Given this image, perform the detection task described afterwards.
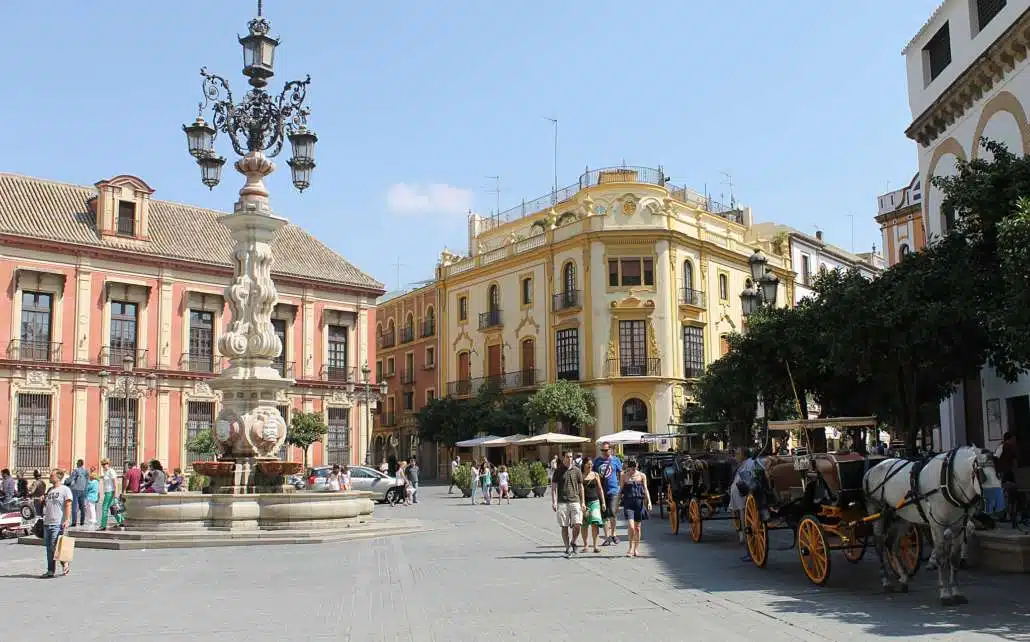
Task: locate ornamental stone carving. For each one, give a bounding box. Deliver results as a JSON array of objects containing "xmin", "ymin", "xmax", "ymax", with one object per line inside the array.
[
  {"xmin": 213, "ymin": 405, "xmax": 287, "ymax": 458},
  {"xmin": 24, "ymin": 370, "xmax": 50, "ymax": 389}
]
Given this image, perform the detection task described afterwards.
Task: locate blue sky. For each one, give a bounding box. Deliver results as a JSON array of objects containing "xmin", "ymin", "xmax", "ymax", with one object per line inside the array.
[{"xmin": 4, "ymin": 1, "xmax": 940, "ymax": 291}]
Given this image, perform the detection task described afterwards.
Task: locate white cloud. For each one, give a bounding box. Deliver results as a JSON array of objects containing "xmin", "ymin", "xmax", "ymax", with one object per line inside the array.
[{"xmin": 386, "ymin": 183, "xmax": 474, "ymax": 216}]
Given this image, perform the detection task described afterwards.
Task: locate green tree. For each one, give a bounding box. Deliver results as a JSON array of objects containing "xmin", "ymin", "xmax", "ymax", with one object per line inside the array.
[
  {"xmin": 185, "ymin": 428, "xmax": 216, "ymax": 461},
  {"xmin": 691, "ymin": 332, "xmax": 758, "ymax": 447},
  {"xmin": 524, "ymin": 380, "xmax": 595, "ymax": 433},
  {"xmin": 286, "ymin": 411, "xmax": 329, "ymax": 467}
]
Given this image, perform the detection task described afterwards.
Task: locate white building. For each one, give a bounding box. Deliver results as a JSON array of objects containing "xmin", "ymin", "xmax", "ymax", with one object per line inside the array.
[
  {"xmin": 904, "ymin": 0, "xmax": 1030, "ymax": 450},
  {"xmin": 749, "ymin": 223, "xmax": 884, "ymax": 305}
]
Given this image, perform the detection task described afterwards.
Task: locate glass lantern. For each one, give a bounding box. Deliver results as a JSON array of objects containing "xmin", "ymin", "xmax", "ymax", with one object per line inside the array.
[
  {"xmin": 288, "ymin": 127, "xmax": 317, "ymax": 192},
  {"xmin": 240, "ymin": 18, "xmax": 279, "ymax": 87},
  {"xmin": 748, "ymin": 249, "xmax": 767, "ymax": 283},
  {"xmin": 740, "ymin": 284, "xmax": 759, "ymax": 317},
  {"xmin": 182, "ymin": 116, "xmax": 215, "ymax": 159},
  {"xmin": 759, "ymin": 270, "xmax": 780, "ymax": 307},
  {"xmin": 198, "ymin": 153, "xmax": 226, "ymax": 190}
]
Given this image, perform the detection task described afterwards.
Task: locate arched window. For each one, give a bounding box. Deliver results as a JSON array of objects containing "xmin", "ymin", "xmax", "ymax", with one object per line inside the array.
[
  {"xmin": 563, "ymin": 262, "xmax": 576, "ymax": 293},
  {"xmin": 423, "ymin": 306, "xmax": 435, "ymax": 337},
  {"xmin": 404, "ymin": 313, "xmax": 414, "ymax": 341},
  {"xmin": 899, "ymin": 243, "xmax": 910, "ymax": 260},
  {"xmin": 683, "ymin": 260, "xmax": 694, "ymax": 291},
  {"xmin": 718, "ymin": 274, "xmax": 729, "ymax": 300},
  {"xmin": 488, "ymin": 284, "xmax": 500, "ymax": 312},
  {"xmin": 622, "ymin": 398, "xmax": 648, "ymax": 432}
]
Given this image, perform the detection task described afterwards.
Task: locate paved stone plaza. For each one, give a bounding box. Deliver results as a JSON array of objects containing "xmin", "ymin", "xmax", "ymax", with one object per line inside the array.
[{"xmin": 1, "ymin": 485, "xmax": 1027, "ymax": 641}]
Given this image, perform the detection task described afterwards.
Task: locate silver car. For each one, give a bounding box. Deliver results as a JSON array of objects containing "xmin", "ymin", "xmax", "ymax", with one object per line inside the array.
[{"xmin": 305, "ymin": 466, "xmax": 404, "ymax": 503}]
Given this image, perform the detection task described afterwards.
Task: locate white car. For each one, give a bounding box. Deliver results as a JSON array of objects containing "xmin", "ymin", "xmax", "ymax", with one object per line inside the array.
[{"xmin": 305, "ymin": 466, "xmax": 404, "ymax": 503}]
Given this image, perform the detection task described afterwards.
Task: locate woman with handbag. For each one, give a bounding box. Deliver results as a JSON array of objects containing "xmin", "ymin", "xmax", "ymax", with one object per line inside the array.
[{"xmin": 617, "ymin": 459, "xmax": 652, "ymax": 558}]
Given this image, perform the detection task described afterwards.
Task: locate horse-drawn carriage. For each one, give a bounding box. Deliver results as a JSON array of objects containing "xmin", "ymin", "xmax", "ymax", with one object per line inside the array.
[
  {"xmin": 664, "ymin": 431, "xmax": 741, "ymax": 542},
  {"xmin": 636, "ymin": 451, "xmax": 679, "ymax": 519},
  {"xmin": 741, "ymin": 417, "xmax": 924, "ymax": 585}
]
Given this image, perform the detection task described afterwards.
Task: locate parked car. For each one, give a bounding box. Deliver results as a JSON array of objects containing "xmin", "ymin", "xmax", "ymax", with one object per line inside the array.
[
  {"xmin": 287, "ymin": 474, "xmax": 305, "ymax": 490},
  {"xmin": 305, "ymin": 466, "xmax": 404, "ymax": 503}
]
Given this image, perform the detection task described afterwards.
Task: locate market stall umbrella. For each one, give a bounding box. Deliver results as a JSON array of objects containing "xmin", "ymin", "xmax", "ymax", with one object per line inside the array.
[
  {"xmin": 596, "ymin": 430, "xmax": 647, "ymax": 445},
  {"xmin": 481, "ymin": 434, "xmax": 529, "ymax": 448},
  {"xmin": 455, "ymin": 435, "xmax": 502, "ymax": 447},
  {"xmin": 516, "ymin": 432, "xmax": 591, "ymax": 445}
]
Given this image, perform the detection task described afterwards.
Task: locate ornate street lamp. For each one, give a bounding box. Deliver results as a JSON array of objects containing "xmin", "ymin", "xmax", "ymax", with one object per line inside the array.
[
  {"xmin": 741, "ymin": 250, "xmax": 780, "ymax": 318},
  {"xmin": 739, "ymin": 280, "xmax": 760, "ymax": 317},
  {"xmin": 748, "ymin": 248, "xmax": 768, "ymax": 283},
  {"xmin": 98, "ymin": 354, "xmax": 159, "ymax": 467},
  {"xmin": 346, "ymin": 363, "xmax": 389, "ymax": 465},
  {"xmin": 759, "ymin": 269, "xmax": 780, "ymax": 307},
  {"xmin": 180, "ymin": 1, "xmax": 315, "ymax": 465}
]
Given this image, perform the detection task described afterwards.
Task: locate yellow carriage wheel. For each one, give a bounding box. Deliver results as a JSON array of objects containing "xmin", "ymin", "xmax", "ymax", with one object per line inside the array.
[
  {"xmin": 744, "ymin": 494, "xmax": 768, "ymax": 568},
  {"xmin": 668, "ymin": 485, "xmax": 679, "ymax": 535},
  {"xmin": 688, "ymin": 498, "xmax": 703, "ymax": 543},
  {"xmin": 888, "ymin": 523, "xmax": 922, "ymax": 578},
  {"xmin": 840, "ymin": 524, "xmax": 868, "ymax": 564},
  {"xmin": 798, "ymin": 515, "xmax": 831, "ymax": 586}
]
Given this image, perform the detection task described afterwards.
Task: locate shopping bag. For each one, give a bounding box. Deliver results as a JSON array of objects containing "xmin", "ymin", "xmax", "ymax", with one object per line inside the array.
[{"xmin": 55, "ymin": 535, "xmax": 75, "ymax": 562}]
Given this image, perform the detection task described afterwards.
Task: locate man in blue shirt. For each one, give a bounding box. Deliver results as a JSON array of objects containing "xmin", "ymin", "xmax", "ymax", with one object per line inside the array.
[{"xmin": 594, "ymin": 444, "xmax": 622, "ymax": 546}]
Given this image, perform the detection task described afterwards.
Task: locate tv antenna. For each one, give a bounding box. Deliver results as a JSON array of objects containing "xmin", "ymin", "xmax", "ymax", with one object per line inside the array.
[
  {"xmin": 544, "ymin": 117, "xmax": 558, "ymax": 205},
  {"xmin": 485, "ymin": 175, "xmax": 501, "ymax": 219},
  {"xmin": 391, "ymin": 256, "xmax": 406, "ymax": 292},
  {"xmin": 720, "ymin": 171, "xmax": 736, "ymax": 208}
]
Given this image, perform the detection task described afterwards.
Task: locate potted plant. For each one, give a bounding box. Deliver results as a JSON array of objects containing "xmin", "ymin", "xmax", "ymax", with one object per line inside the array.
[
  {"xmin": 529, "ymin": 461, "xmax": 549, "ymax": 497},
  {"xmin": 452, "ymin": 463, "xmax": 474, "ymax": 498},
  {"xmin": 509, "ymin": 462, "xmax": 532, "ymax": 498}
]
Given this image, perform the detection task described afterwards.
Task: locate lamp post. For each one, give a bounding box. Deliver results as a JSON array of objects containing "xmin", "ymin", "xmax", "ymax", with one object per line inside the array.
[
  {"xmin": 739, "ymin": 248, "xmax": 780, "ymax": 450},
  {"xmin": 346, "ymin": 363, "xmax": 388, "ymax": 466},
  {"xmin": 99, "ymin": 354, "xmax": 158, "ymax": 467},
  {"xmin": 181, "ymin": 1, "xmax": 314, "ymax": 464}
]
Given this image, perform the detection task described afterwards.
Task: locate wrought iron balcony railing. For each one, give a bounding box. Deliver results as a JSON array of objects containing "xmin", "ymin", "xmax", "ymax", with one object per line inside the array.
[
  {"xmin": 446, "ymin": 370, "xmax": 542, "ymax": 397},
  {"xmin": 377, "ymin": 333, "xmax": 396, "ymax": 349},
  {"xmin": 272, "ymin": 359, "xmax": 296, "ymax": 379},
  {"xmin": 684, "ymin": 366, "xmax": 705, "ymax": 379},
  {"xmin": 7, "ymin": 339, "xmax": 63, "ymax": 363},
  {"xmin": 179, "ymin": 351, "xmax": 220, "ymax": 374},
  {"xmin": 421, "ymin": 319, "xmax": 436, "ymax": 338},
  {"xmin": 479, "ymin": 309, "xmax": 503, "ymax": 330},
  {"xmin": 553, "ymin": 290, "xmax": 582, "ymax": 312},
  {"xmin": 606, "ymin": 357, "xmax": 661, "ymax": 377},
  {"xmin": 321, "ymin": 364, "xmax": 356, "ymax": 382},
  {"xmin": 400, "ymin": 369, "xmax": 415, "ymax": 385},
  {"xmin": 99, "ymin": 346, "xmax": 149, "ymax": 369},
  {"xmin": 680, "ymin": 288, "xmax": 705, "ymax": 307},
  {"xmin": 557, "ymin": 369, "xmax": 580, "ymax": 382},
  {"xmin": 399, "ymin": 326, "xmax": 415, "ymax": 343}
]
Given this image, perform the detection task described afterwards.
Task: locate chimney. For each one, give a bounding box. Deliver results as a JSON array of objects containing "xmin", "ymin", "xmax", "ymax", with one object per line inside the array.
[{"xmin": 815, "ymin": 230, "xmax": 823, "ymax": 241}]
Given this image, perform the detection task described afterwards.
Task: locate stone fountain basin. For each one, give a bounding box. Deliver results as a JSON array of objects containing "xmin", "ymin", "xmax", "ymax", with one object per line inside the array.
[
  {"xmin": 125, "ymin": 491, "xmax": 375, "ymax": 532},
  {"xmin": 255, "ymin": 461, "xmax": 304, "ymax": 475}
]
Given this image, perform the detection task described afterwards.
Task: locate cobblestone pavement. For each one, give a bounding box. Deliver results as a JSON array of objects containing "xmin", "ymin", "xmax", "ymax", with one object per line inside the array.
[{"xmin": 1, "ymin": 485, "xmax": 1027, "ymax": 641}]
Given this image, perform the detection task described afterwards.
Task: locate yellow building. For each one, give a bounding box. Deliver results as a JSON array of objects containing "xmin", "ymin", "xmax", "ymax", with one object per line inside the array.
[{"xmin": 433, "ymin": 166, "xmax": 792, "ymax": 440}]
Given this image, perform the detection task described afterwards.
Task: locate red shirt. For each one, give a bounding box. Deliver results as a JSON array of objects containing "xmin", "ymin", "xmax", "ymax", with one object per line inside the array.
[{"xmin": 124, "ymin": 467, "xmax": 142, "ymax": 493}]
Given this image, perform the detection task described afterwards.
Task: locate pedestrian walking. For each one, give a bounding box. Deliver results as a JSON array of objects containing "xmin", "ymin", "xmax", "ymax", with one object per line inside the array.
[
  {"xmin": 99, "ymin": 459, "xmax": 124, "ymax": 531},
  {"xmin": 448, "ymin": 456, "xmax": 459, "ymax": 494},
  {"xmin": 85, "ymin": 469, "xmax": 100, "ymax": 530},
  {"xmin": 406, "ymin": 459, "xmax": 420, "ymax": 504},
  {"xmin": 579, "ymin": 459, "xmax": 606, "ymax": 552},
  {"xmin": 326, "ymin": 465, "xmax": 343, "ymax": 492},
  {"xmin": 391, "ymin": 462, "xmax": 407, "ymax": 506},
  {"xmin": 470, "ymin": 462, "xmax": 480, "ymax": 505},
  {"xmin": 551, "ymin": 451, "xmax": 585, "ymax": 557},
  {"xmin": 497, "ymin": 465, "xmax": 511, "ymax": 504},
  {"xmin": 41, "ymin": 470, "xmax": 72, "ymax": 578},
  {"xmin": 68, "ymin": 459, "xmax": 88, "ymax": 527},
  {"xmin": 28, "ymin": 470, "xmax": 45, "ymax": 517},
  {"xmin": 0, "ymin": 469, "xmax": 15, "ymax": 500},
  {"xmin": 618, "ymin": 458, "xmax": 652, "ymax": 558},
  {"xmin": 479, "ymin": 461, "xmax": 493, "ymax": 505},
  {"xmin": 594, "ymin": 444, "xmax": 623, "ymax": 546},
  {"xmin": 341, "ymin": 465, "xmax": 351, "ymax": 491}
]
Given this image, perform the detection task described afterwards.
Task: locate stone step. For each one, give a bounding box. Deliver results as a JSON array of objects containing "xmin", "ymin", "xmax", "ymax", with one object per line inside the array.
[{"xmin": 17, "ymin": 519, "xmax": 428, "ymax": 550}]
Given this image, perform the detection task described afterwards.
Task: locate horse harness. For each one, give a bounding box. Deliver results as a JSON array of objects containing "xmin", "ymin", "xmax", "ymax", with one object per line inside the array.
[{"xmin": 867, "ymin": 449, "xmax": 981, "ymax": 526}]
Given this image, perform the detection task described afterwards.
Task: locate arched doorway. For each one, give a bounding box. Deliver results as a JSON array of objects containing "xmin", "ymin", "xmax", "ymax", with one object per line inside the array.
[{"xmin": 622, "ymin": 398, "xmax": 649, "ymax": 456}]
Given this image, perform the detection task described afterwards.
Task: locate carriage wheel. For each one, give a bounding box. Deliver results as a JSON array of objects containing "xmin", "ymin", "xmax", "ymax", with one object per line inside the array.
[
  {"xmin": 688, "ymin": 498, "xmax": 703, "ymax": 543},
  {"xmin": 888, "ymin": 522, "xmax": 922, "ymax": 578},
  {"xmin": 744, "ymin": 494, "xmax": 768, "ymax": 568},
  {"xmin": 798, "ymin": 515, "xmax": 831, "ymax": 586},
  {"xmin": 668, "ymin": 489, "xmax": 680, "ymax": 535},
  {"xmin": 840, "ymin": 524, "xmax": 868, "ymax": 564}
]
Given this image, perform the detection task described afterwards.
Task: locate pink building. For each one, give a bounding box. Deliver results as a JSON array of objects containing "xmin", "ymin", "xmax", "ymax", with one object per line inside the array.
[{"xmin": 0, "ymin": 172, "xmax": 384, "ymax": 474}]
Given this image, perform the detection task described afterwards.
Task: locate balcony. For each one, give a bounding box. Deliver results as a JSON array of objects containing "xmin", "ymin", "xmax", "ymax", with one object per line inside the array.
[
  {"xmin": 606, "ymin": 357, "xmax": 661, "ymax": 377},
  {"xmin": 321, "ymin": 364, "xmax": 356, "ymax": 383},
  {"xmin": 272, "ymin": 359, "xmax": 296, "ymax": 379},
  {"xmin": 557, "ymin": 369, "xmax": 580, "ymax": 382},
  {"xmin": 381, "ymin": 412, "xmax": 397, "ymax": 427},
  {"xmin": 377, "ymin": 333, "xmax": 396, "ymax": 349},
  {"xmin": 7, "ymin": 339, "xmax": 62, "ymax": 363},
  {"xmin": 400, "ymin": 369, "xmax": 415, "ymax": 385},
  {"xmin": 479, "ymin": 309, "xmax": 503, "ymax": 330},
  {"xmin": 421, "ymin": 319, "xmax": 436, "ymax": 338},
  {"xmin": 98, "ymin": 346, "xmax": 149, "ymax": 369},
  {"xmin": 684, "ymin": 366, "xmax": 705, "ymax": 379},
  {"xmin": 399, "ymin": 326, "xmax": 415, "ymax": 344},
  {"xmin": 680, "ymin": 288, "xmax": 705, "ymax": 308},
  {"xmin": 446, "ymin": 370, "xmax": 542, "ymax": 397},
  {"xmin": 553, "ymin": 290, "xmax": 582, "ymax": 312},
  {"xmin": 179, "ymin": 351, "xmax": 219, "ymax": 374}
]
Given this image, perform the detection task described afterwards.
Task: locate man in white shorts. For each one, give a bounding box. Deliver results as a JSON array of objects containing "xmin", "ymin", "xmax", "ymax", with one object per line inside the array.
[{"xmin": 551, "ymin": 451, "xmax": 585, "ymax": 557}]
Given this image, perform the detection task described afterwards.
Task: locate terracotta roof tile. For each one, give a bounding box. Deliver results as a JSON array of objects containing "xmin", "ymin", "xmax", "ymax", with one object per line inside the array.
[{"xmin": 0, "ymin": 173, "xmax": 384, "ymax": 292}]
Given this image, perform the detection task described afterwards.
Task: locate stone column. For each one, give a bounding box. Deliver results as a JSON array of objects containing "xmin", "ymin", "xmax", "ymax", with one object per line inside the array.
[{"xmin": 208, "ymin": 151, "xmax": 293, "ymax": 467}]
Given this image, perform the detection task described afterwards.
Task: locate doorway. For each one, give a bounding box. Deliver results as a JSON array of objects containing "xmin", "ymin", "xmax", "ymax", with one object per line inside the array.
[{"xmin": 622, "ymin": 398, "xmax": 649, "ymax": 457}]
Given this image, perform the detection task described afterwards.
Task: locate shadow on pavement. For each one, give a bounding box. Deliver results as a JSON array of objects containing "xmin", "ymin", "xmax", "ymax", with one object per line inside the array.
[{"xmin": 646, "ymin": 518, "xmax": 1030, "ymax": 639}]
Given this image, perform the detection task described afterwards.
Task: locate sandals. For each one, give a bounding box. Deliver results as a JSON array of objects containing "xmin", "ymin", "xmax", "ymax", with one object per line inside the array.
[{"xmin": 61, "ymin": 564, "xmax": 70, "ymax": 576}]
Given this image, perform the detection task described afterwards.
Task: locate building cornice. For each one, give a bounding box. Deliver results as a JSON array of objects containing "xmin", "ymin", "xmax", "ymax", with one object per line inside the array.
[
  {"xmin": 0, "ymin": 233, "xmax": 386, "ymax": 299},
  {"xmin": 874, "ymin": 203, "xmax": 922, "ymax": 225},
  {"xmin": 907, "ymin": 8, "xmax": 1030, "ymax": 147}
]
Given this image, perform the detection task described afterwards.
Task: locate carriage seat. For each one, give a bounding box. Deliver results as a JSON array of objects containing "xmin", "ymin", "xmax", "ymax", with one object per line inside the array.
[{"xmin": 814, "ymin": 453, "xmax": 886, "ymax": 503}]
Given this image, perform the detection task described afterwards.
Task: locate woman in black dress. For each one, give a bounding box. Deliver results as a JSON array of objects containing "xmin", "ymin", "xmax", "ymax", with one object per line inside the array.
[{"xmin": 617, "ymin": 458, "xmax": 652, "ymax": 558}]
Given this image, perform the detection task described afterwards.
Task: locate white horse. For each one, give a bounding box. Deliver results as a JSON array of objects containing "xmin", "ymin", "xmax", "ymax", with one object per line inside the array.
[{"xmin": 862, "ymin": 447, "xmax": 1002, "ymax": 606}]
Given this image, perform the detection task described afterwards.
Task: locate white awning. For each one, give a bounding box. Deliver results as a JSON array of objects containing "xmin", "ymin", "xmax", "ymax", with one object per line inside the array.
[{"xmin": 455, "ymin": 435, "xmax": 501, "ymax": 447}]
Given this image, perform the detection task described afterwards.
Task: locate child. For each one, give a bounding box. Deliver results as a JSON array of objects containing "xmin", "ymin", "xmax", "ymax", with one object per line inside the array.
[
  {"xmin": 85, "ymin": 470, "xmax": 100, "ymax": 529},
  {"xmin": 497, "ymin": 465, "xmax": 511, "ymax": 505},
  {"xmin": 404, "ymin": 478, "xmax": 415, "ymax": 506},
  {"xmin": 341, "ymin": 465, "xmax": 351, "ymax": 491}
]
